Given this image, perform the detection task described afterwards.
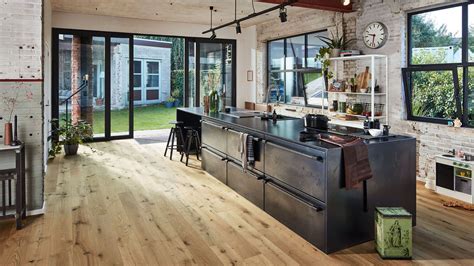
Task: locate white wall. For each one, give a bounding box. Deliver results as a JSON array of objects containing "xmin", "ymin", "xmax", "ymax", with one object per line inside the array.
[
  {"xmin": 236, "ymin": 25, "xmax": 257, "ymax": 108},
  {"xmin": 43, "ymin": 0, "xmax": 52, "ymax": 171}
]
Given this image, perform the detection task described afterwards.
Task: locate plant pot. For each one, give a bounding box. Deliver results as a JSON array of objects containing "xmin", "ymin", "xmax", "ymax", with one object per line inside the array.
[
  {"xmin": 331, "ymin": 49, "xmax": 341, "ymax": 58},
  {"xmin": 64, "ymin": 144, "xmax": 79, "ymax": 156},
  {"xmin": 174, "ymin": 99, "xmax": 181, "ymax": 107},
  {"xmin": 4, "ymin": 123, "xmax": 12, "ymax": 145},
  {"xmin": 165, "ymin": 101, "xmax": 174, "ymax": 108}
]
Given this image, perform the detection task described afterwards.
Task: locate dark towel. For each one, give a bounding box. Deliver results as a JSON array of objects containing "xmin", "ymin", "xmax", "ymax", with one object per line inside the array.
[
  {"xmin": 318, "ymin": 134, "xmax": 373, "ymax": 190},
  {"xmin": 246, "ymin": 135, "xmax": 255, "ymax": 167}
]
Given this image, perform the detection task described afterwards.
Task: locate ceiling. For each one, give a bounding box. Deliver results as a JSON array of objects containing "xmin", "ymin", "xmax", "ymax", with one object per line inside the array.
[{"xmin": 51, "ymin": 0, "xmax": 311, "ymax": 27}]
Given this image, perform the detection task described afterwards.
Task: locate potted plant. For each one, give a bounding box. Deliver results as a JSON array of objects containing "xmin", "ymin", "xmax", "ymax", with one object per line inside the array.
[
  {"xmin": 50, "ymin": 119, "xmax": 93, "ymax": 157},
  {"xmin": 165, "ymin": 97, "xmax": 175, "ymax": 108},
  {"xmin": 171, "ymin": 89, "xmax": 181, "ymax": 107},
  {"xmin": 1, "ymin": 90, "xmax": 19, "ymax": 145},
  {"xmin": 316, "ymin": 47, "xmax": 334, "ymax": 90},
  {"xmin": 318, "ymin": 32, "xmax": 354, "ymax": 58}
]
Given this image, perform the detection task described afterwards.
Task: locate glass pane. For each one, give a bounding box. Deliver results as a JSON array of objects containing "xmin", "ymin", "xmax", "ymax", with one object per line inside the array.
[
  {"xmin": 199, "ymin": 42, "xmax": 223, "ymax": 105},
  {"xmin": 188, "ymin": 41, "xmax": 196, "ymax": 107},
  {"xmin": 133, "ymin": 74, "xmax": 141, "ymax": 88},
  {"xmin": 469, "ymin": 5, "xmax": 474, "ymax": 62},
  {"xmin": 267, "ymin": 72, "xmax": 284, "ymax": 103},
  {"xmin": 268, "ymin": 39, "xmax": 285, "ymax": 71},
  {"xmin": 410, "ymin": 70, "xmax": 457, "ymax": 119},
  {"xmin": 58, "ymin": 34, "xmax": 105, "ymax": 138},
  {"xmin": 146, "ymin": 75, "xmax": 159, "ymax": 87},
  {"xmin": 285, "ymin": 72, "xmax": 306, "ymax": 105},
  {"xmin": 147, "ymin": 61, "xmax": 159, "ymax": 74},
  {"xmin": 134, "ymin": 60, "xmax": 141, "ymax": 73},
  {"xmin": 410, "ymin": 6, "xmax": 462, "ymax": 64},
  {"xmin": 286, "ymin": 35, "xmax": 305, "ymax": 70},
  {"xmin": 110, "ymin": 37, "xmax": 130, "ymax": 136},
  {"xmin": 467, "ymin": 67, "xmax": 474, "ymax": 126},
  {"xmin": 307, "ymin": 31, "xmax": 327, "ymax": 69},
  {"xmin": 304, "ymin": 72, "xmax": 327, "ymax": 107}
]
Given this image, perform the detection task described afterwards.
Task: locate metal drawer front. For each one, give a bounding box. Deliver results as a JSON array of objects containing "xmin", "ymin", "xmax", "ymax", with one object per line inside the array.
[
  {"xmin": 265, "ymin": 142, "xmax": 326, "ymax": 201},
  {"xmin": 201, "ymin": 121, "xmax": 227, "ymax": 153},
  {"xmin": 265, "ymin": 181, "xmax": 326, "ymax": 252},
  {"xmin": 226, "ymin": 129, "xmax": 264, "ymax": 173},
  {"xmin": 201, "ymin": 148, "xmax": 227, "ymax": 184},
  {"xmin": 455, "ymin": 176, "xmax": 472, "ymax": 195},
  {"xmin": 227, "ymin": 162, "xmax": 264, "ymax": 209}
]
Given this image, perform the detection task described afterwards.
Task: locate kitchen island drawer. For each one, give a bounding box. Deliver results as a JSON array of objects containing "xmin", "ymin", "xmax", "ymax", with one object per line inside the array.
[
  {"xmin": 227, "ymin": 161, "xmax": 264, "ymax": 209},
  {"xmin": 201, "ymin": 148, "xmax": 227, "ymax": 184},
  {"xmin": 265, "ymin": 141, "xmax": 326, "ymax": 201},
  {"xmin": 264, "ymin": 181, "xmax": 327, "ymax": 252},
  {"xmin": 201, "ymin": 121, "xmax": 227, "ymax": 153},
  {"xmin": 227, "ymin": 128, "xmax": 264, "ymax": 173}
]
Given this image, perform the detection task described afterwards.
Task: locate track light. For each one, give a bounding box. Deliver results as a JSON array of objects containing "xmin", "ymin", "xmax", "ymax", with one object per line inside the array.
[
  {"xmin": 279, "ymin": 7, "xmax": 287, "ymax": 23},
  {"xmin": 210, "ymin": 30, "xmax": 217, "ymax": 40},
  {"xmin": 236, "ymin": 22, "xmax": 242, "ymax": 34},
  {"xmin": 342, "ymin": 0, "xmax": 351, "ymax": 6}
]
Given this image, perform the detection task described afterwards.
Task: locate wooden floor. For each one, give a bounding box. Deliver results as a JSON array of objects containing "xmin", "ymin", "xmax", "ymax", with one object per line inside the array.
[{"xmin": 1, "ymin": 139, "xmax": 473, "ymax": 265}]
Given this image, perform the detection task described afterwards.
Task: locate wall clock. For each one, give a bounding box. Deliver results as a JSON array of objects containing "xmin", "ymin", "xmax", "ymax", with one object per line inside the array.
[{"xmin": 363, "ymin": 22, "xmax": 388, "ymax": 49}]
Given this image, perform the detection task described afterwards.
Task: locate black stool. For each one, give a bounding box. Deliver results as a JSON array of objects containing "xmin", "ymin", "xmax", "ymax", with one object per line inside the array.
[
  {"xmin": 164, "ymin": 121, "xmax": 185, "ymax": 160},
  {"xmin": 180, "ymin": 126, "xmax": 201, "ymax": 166}
]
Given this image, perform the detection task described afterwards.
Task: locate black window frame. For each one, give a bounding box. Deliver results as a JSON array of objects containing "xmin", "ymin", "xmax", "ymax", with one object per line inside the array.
[
  {"xmin": 405, "ymin": 2, "xmax": 473, "ymax": 126},
  {"xmin": 266, "ymin": 30, "xmax": 328, "ymax": 107}
]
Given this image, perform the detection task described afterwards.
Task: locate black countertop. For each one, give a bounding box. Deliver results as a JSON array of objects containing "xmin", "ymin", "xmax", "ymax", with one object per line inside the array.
[{"xmin": 178, "ymin": 107, "xmax": 413, "ymax": 150}]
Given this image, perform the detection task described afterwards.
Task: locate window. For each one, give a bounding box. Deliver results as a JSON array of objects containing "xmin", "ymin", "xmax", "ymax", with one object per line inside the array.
[
  {"xmin": 133, "ymin": 60, "xmax": 142, "ymax": 88},
  {"xmin": 146, "ymin": 61, "xmax": 160, "ymax": 88},
  {"xmin": 405, "ymin": 3, "xmax": 474, "ymax": 126},
  {"xmin": 267, "ymin": 30, "xmax": 327, "ymax": 106}
]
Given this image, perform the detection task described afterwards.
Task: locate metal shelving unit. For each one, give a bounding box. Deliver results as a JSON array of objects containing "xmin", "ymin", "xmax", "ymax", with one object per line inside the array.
[{"xmin": 321, "ymin": 55, "xmax": 389, "ymax": 129}]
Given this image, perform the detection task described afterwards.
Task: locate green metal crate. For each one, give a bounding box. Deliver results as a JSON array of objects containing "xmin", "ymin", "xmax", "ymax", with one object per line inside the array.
[{"xmin": 375, "ymin": 207, "xmax": 412, "ymax": 259}]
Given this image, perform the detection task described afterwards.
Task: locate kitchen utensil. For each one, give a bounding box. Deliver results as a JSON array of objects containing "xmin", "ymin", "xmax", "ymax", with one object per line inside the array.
[
  {"xmin": 383, "ymin": 124, "xmax": 391, "ymax": 136},
  {"xmin": 304, "ymin": 114, "xmax": 330, "ymax": 130},
  {"xmin": 369, "ymin": 129, "xmax": 383, "ymax": 137}
]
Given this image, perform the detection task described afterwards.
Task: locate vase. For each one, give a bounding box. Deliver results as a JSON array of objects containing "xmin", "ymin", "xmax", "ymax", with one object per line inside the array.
[
  {"xmin": 209, "ymin": 91, "xmax": 218, "ymax": 113},
  {"xmin": 64, "ymin": 144, "xmax": 79, "ymax": 156},
  {"xmin": 4, "ymin": 123, "xmax": 12, "ymax": 145}
]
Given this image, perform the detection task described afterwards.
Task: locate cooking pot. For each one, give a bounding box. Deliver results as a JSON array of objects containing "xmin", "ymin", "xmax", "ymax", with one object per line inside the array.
[{"xmin": 304, "ymin": 114, "xmax": 330, "ymax": 130}]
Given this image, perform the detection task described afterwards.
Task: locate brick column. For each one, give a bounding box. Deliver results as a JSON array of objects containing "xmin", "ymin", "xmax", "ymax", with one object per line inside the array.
[{"xmin": 71, "ymin": 36, "xmax": 81, "ymax": 125}]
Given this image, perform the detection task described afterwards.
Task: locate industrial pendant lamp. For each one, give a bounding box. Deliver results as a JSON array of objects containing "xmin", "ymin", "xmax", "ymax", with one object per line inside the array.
[
  {"xmin": 235, "ymin": 0, "xmax": 241, "ymax": 34},
  {"xmin": 209, "ymin": 6, "xmax": 216, "ymax": 39},
  {"xmin": 279, "ymin": 6, "xmax": 287, "ymax": 23}
]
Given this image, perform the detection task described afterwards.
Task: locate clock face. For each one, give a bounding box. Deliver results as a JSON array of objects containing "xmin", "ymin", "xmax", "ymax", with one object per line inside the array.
[{"xmin": 363, "ymin": 22, "xmax": 387, "ymax": 49}]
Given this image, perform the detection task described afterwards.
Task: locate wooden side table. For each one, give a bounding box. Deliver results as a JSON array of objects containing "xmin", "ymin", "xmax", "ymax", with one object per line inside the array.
[{"xmin": 0, "ymin": 143, "xmax": 26, "ymax": 229}]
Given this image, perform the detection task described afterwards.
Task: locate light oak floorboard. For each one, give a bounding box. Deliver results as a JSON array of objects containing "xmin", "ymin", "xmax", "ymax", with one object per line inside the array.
[{"xmin": 0, "ymin": 139, "xmax": 473, "ymax": 265}]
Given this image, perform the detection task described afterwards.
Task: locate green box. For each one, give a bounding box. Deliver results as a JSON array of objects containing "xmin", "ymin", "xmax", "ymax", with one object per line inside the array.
[{"xmin": 375, "ymin": 207, "xmax": 412, "ymax": 259}]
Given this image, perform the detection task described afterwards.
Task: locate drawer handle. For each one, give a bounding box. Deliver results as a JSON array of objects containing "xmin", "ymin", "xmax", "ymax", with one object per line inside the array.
[
  {"xmin": 311, "ymin": 205, "xmax": 323, "ymax": 212},
  {"xmin": 268, "ymin": 143, "xmax": 324, "ymax": 162}
]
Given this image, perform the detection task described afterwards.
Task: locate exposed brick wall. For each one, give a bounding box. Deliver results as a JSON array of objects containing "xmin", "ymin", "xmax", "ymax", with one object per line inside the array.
[
  {"xmin": 256, "ymin": 0, "xmax": 468, "ymax": 188},
  {"xmin": 0, "ymin": 0, "xmax": 44, "ymax": 210}
]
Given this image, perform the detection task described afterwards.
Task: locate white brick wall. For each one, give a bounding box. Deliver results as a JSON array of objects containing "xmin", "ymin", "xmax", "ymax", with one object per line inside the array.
[
  {"xmin": 256, "ymin": 0, "xmax": 470, "ymax": 188},
  {"xmin": 0, "ymin": 0, "xmax": 44, "ymax": 210}
]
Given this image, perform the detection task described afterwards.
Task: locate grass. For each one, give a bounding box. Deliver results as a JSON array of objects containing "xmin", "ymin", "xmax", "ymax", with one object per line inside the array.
[{"xmin": 66, "ymin": 105, "xmax": 178, "ymax": 134}]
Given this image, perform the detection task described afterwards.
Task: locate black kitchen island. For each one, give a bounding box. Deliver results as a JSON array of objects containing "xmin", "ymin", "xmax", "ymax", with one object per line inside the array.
[{"xmin": 177, "ymin": 107, "xmax": 416, "ymax": 254}]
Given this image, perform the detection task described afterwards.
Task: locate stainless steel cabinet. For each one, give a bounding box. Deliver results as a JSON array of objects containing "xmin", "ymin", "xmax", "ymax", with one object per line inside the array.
[
  {"xmin": 265, "ymin": 141, "xmax": 326, "ymax": 202},
  {"xmin": 264, "ymin": 181, "xmax": 327, "ymax": 252},
  {"xmin": 227, "ymin": 161, "xmax": 265, "ymax": 209},
  {"xmin": 201, "ymin": 148, "xmax": 227, "ymax": 184},
  {"xmin": 202, "ymin": 121, "xmax": 227, "ymax": 153}
]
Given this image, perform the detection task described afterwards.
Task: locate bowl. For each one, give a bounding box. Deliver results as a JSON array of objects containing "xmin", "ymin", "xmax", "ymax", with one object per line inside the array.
[{"xmin": 368, "ymin": 129, "xmax": 383, "ymax": 137}]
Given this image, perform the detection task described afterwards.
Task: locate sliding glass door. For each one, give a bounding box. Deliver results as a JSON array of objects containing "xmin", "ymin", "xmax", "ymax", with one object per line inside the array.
[
  {"xmin": 185, "ymin": 39, "xmax": 236, "ymax": 107},
  {"xmin": 53, "ymin": 30, "xmax": 133, "ymax": 141}
]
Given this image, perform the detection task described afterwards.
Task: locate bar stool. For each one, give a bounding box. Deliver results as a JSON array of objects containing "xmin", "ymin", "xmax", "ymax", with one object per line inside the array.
[
  {"xmin": 180, "ymin": 126, "xmax": 201, "ymax": 166},
  {"xmin": 164, "ymin": 121, "xmax": 185, "ymax": 160}
]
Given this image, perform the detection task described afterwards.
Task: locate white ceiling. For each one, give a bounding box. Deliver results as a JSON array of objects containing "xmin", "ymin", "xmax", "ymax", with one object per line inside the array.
[{"xmin": 51, "ymin": 0, "xmax": 309, "ymax": 27}]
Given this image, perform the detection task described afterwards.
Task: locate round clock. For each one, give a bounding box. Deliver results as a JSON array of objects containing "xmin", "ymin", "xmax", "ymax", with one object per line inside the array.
[{"xmin": 363, "ymin": 22, "xmax": 388, "ymax": 49}]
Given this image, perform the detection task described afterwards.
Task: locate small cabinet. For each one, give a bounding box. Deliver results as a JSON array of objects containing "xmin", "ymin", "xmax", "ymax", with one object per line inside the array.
[
  {"xmin": 436, "ymin": 163, "xmax": 454, "ymax": 190},
  {"xmin": 227, "ymin": 162, "xmax": 265, "ymax": 209},
  {"xmin": 265, "ymin": 141, "xmax": 326, "ymax": 201},
  {"xmin": 202, "ymin": 121, "xmax": 227, "ymax": 153},
  {"xmin": 264, "ymin": 181, "xmax": 327, "ymax": 252},
  {"xmin": 201, "ymin": 148, "xmax": 227, "ymax": 184}
]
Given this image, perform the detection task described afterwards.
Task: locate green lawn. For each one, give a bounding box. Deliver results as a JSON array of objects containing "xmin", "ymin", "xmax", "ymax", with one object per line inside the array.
[{"xmin": 92, "ymin": 105, "xmax": 177, "ymax": 134}]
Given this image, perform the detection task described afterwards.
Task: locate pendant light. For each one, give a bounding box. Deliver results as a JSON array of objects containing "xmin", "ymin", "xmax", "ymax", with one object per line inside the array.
[
  {"xmin": 279, "ymin": 6, "xmax": 287, "ymax": 23},
  {"xmin": 235, "ymin": 0, "xmax": 242, "ymax": 34},
  {"xmin": 209, "ymin": 6, "xmax": 216, "ymax": 40}
]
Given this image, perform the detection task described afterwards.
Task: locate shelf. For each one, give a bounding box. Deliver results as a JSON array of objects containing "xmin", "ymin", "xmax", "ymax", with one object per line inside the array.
[
  {"xmin": 329, "ymin": 54, "xmax": 387, "ymax": 61},
  {"xmin": 328, "ymin": 111, "xmax": 386, "ymax": 120},
  {"xmin": 326, "ymin": 91, "xmax": 386, "ymax": 96},
  {"xmin": 328, "ymin": 119, "xmax": 364, "ymax": 129},
  {"xmin": 456, "ymin": 175, "xmax": 471, "ymax": 179}
]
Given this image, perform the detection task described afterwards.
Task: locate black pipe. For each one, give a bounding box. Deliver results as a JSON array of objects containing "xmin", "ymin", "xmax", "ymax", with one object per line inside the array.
[{"xmin": 202, "ymin": 0, "xmax": 298, "ymax": 35}]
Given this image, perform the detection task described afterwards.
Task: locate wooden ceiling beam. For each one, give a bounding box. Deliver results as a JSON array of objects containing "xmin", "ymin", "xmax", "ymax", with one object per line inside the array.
[{"xmin": 257, "ymin": 0, "xmax": 353, "ymax": 13}]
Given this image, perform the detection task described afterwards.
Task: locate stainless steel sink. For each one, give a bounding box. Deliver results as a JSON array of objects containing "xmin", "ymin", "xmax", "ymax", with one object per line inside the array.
[{"xmin": 223, "ymin": 111, "xmax": 263, "ymax": 118}]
